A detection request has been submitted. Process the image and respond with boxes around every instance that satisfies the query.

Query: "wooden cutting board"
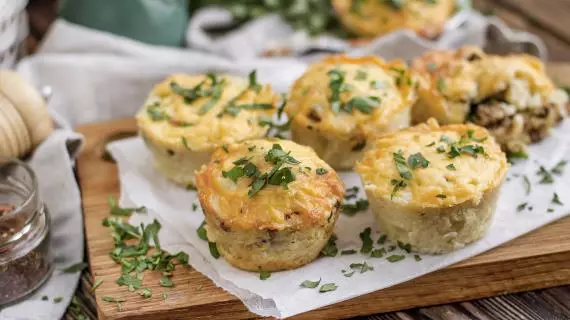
[76,63,570,320]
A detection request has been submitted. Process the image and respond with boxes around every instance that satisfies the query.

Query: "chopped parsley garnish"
[344,96,381,114]
[393,150,412,180]
[199,83,224,115]
[426,141,436,147]
[552,193,564,206]
[107,196,146,216]
[548,208,555,213]
[192,203,198,211]
[370,248,386,258]
[355,70,368,81]
[222,145,229,153]
[390,179,407,200]
[170,80,207,104]
[370,80,383,89]
[147,103,170,121]
[349,262,374,273]
[328,68,347,113]
[341,249,357,255]
[62,262,88,273]
[359,227,373,253]
[446,163,456,171]
[341,199,369,216]
[181,137,191,150]
[53,297,64,304]
[321,234,338,257]
[159,276,174,288]
[92,279,103,291]
[523,175,531,195]
[397,241,412,253]
[436,146,446,153]
[259,271,271,280]
[552,160,567,175]
[319,283,338,293]
[208,242,220,259]
[517,202,528,212]
[102,296,126,303]
[436,194,447,199]
[138,288,152,298]
[537,166,554,184]
[222,166,245,183]
[248,70,262,92]
[507,151,528,163]
[197,221,208,241]
[42,295,48,301]
[300,279,321,288]
[344,186,359,200]
[277,94,287,120]
[386,254,405,263]
[316,168,328,175]
[342,270,355,277]
[407,152,429,169]
[414,254,422,261]
[377,234,387,245]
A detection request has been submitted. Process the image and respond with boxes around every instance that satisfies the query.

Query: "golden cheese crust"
[356,119,508,210]
[195,139,345,231]
[332,0,456,38]
[412,46,569,153]
[286,55,416,169]
[136,73,279,153]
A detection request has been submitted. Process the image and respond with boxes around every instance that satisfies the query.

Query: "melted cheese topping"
[136,74,278,152]
[287,55,416,140]
[332,0,456,37]
[195,139,345,231]
[356,119,508,209]
[413,47,562,123]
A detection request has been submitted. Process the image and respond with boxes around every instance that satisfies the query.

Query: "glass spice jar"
[0,157,53,306]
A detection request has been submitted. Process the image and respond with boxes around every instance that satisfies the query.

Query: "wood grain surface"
[75,63,570,320]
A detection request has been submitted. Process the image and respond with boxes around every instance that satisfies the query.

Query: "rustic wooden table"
[24,0,570,319]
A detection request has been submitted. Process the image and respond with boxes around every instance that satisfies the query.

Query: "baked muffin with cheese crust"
[286,55,417,170]
[136,72,279,186]
[332,0,456,39]
[195,139,344,271]
[412,46,569,155]
[356,119,508,254]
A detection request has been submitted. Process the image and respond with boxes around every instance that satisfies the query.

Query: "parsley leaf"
[397,241,411,253]
[359,227,373,253]
[259,271,271,280]
[386,254,405,263]
[507,151,529,163]
[316,168,328,175]
[370,248,386,258]
[446,163,456,170]
[341,249,357,255]
[222,166,245,183]
[267,167,296,189]
[319,283,338,293]
[160,276,174,288]
[407,152,430,169]
[537,166,554,184]
[345,96,381,114]
[377,234,387,245]
[393,150,412,180]
[552,160,567,175]
[107,196,146,216]
[147,104,170,121]
[390,179,407,199]
[321,234,338,257]
[517,202,528,212]
[208,242,220,259]
[523,175,531,195]
[341,199,369,216]
[197,221,208,241]
[300,279,321,288]
[248,70,262,92]
[349,262,374,273]
[552,193,564,205]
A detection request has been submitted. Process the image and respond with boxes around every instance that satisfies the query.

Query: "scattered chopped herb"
[341,199,369,216]
[160,276,174,288]
[377,234,387,245]
[517,202,528,212]
[507,151,528,163]
[390,179,407,199]
[277,94,287,120]
[345,96,381,114]
[552,193,564,205]
[139,288,152,299]
[197,221,208,241]
[327,68,347,113]
[436,194,447,199]
[222,145,229,153]
[147,104,170,121]
[316,168,328,175]
[321,234,338,257]
[440,135,453,144]
[92,279,103,292]
[523,175,531,195]
[414,255,422,261]
[343,270,355,277]
[393,150,412,180]
[319,283,338,293]
[537,166,554,184]
[181,137,191,150]
[446,163,456,171]
[41,295,48,301]
[62,262,88,273]
[162,292,168,300]
[370,248,386,258]
[426,141,436,147]
[107,196,146,216]
[102,296,126,303]
[407,152,430,169]
[170,80,207,104]
[53,297,64,304]
[552,160,567,175]
[349,262,374,273]
[344,186,360,200]
[117,273,142,291]
[548,208,555,213]
[386,255,405,263]
[370,80,383,89]
[397,241,412,253]
[208,242,220,259]
[359,227,373,253]
[192,203,198,211]
[341,249,357,255]
[436,146,446,153]
[222,166,245,183]
[355,70,368,81]
[300,279,321,288]
[248,70,262,92]
[259,271,271,280]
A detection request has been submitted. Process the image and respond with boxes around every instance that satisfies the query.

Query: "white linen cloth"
[4,17,555,319]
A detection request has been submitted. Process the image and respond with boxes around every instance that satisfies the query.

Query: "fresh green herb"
[458,145,485,158]
[523,175,531,195]
[316,168,328,175]
[355,70,368,81]
[321,234,338,257]
[186,183,197,191]
[341,249,357,255]
[390,179,407,199]
[414,255,422,261]
[359,227,373,253]
[426,141,436,147]
[370,80,383,89]
[327,68,347,113]
[259,271,271,280]
[377,234,387,245]
[349,262,374,273]
[548,208,555,213]
[345,96,381,114]
[537,166,554,184]
[53,297,64,304]
[300,279,321,288]
[552,160,567,175]
[268,167,296,189]
[386,255,405,263]
[440,135,453,144]
[393,150,412,180]
[436,77,446,92]
[248,70,262,92]
[102,296,126,303]
[159,276,174,288]
[199,84,224,115]
[222,166,245,183]
[147,104,170,121]
[277,94,287,120]
[137,288,152,299]
[41,295,48,301]
[343,270,355,277]
[116,274,142,291]
[552,193,564,205]
[436,194,447,199]
[397,241,412,253]
[181,137,191,150]
[507,151,529,163]
[208,242,220,259]
[91,279,103,292]
[222,145,229,153]
[344,186,360,200]
[370,248,386,258]
[170,81,207,104]
[517,202,528,212]
[436,146,446,153]
[192,203,198,211]
[197,221,208,241]
[407,152,430,169]
[319,283,338,293]
[341,199,369,216]
[446,163,456,171]
[107,196,146,216]
[248,175,268,198]
[62,262,88,273]
[248,145,256,152]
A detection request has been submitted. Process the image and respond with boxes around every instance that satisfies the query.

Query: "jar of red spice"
[0,157,52,306]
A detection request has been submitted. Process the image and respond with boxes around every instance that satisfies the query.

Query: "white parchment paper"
[108,119,570,319]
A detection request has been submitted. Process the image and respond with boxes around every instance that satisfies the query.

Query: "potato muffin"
[286,55,417,170]
[195,139,344,271]
[332,0,456,39]
[412,46,569,155]
[136,72,279,185]
[356,119,508,254]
